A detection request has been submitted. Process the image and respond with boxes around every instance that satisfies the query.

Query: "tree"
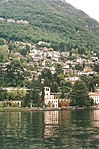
[32,89,40,107]
[75,64,83,71]
[0,89,7,101]
[51,81,59,92]
[0,51,8,63]
[93,75,99,86]
[26,44,30,53]
[94,64,99,73]
[17,88,27,100]
[60,80,72,93]
[41,68,52,80]
[41,86,45,101]
[55,64,63,75]
[20,48,28,57]
[22,88,40,107]
[80,75,95,92]
[60,89,65,99]
[27,79,41,89]
[22,91,31,107]
[69,80,93,107]
[59,42,65,52]
[0,38,5,45]
[0,63,6,87]
[8,43,16,53]
[5,59,25,86]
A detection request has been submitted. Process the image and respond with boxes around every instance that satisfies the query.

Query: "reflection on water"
[92,110,99,127]
[0,110,99,149]
[45,111,58,124]
[44,111,58,138]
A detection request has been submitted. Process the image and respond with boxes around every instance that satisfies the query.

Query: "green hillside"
[0,0,99,50]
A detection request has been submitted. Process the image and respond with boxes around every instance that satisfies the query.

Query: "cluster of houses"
[27,43,99,108]
[22,42,98,82]
[0,17,29,24]
[1,40,99,108]
[29,46,61,62]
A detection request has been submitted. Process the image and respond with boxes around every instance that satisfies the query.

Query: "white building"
[7,19,15,23]
[65,76,80,84]
[89,92,99,104]
[76,57,83,63]
[44,87,58,108]
[0,17,4,21]
[16,19,29,24]
[52,51,60,61]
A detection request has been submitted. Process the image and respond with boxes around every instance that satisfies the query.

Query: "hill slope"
[0,0,99,50]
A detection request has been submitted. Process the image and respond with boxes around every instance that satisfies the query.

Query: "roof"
[89,92,99,96]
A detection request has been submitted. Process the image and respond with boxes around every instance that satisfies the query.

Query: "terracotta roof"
[89,92,99,96]
[96,86,99,89]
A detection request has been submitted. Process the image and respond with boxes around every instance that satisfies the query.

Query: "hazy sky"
[66,0,99,22]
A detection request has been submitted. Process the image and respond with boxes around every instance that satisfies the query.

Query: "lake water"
[0,110,99,149]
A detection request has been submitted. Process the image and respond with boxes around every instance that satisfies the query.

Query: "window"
[46,88,49,91]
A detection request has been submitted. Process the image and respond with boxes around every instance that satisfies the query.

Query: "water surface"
[0,110,99,149]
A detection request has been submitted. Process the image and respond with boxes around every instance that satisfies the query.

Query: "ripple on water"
[0,110,99,149]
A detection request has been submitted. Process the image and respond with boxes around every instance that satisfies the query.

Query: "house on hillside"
[7,19,15,23]
[0,17,4,21]
[78,66,96,76]
[65,76,80,84]
[83,66,93,72]
[63,65,70,75]
[16,19,29,24]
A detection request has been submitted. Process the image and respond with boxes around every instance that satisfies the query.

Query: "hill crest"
[0,0,99,51]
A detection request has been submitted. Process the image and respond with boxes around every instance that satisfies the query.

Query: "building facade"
[89,92,99,104]
[44,87,59,108]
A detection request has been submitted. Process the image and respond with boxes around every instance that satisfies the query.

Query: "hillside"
[0,0,99,51]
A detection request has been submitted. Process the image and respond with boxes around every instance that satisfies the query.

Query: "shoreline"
[0,106,98,112]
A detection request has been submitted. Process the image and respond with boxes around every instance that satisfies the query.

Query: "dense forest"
[0,0,99,51]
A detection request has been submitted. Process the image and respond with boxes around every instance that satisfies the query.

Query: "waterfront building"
[44,87,58,108]
[89,92,99,104]
[44,87,70,108]
[0,100,21,108]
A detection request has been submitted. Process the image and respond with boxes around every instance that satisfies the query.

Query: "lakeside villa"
[44,87,70,108]
[89,92,99,104]
[44,87,59,108]
[1,87,99,109]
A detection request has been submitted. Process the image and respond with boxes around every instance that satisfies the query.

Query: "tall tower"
[44,87,50,96]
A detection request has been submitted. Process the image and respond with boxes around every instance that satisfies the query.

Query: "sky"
[66,0,99,22]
